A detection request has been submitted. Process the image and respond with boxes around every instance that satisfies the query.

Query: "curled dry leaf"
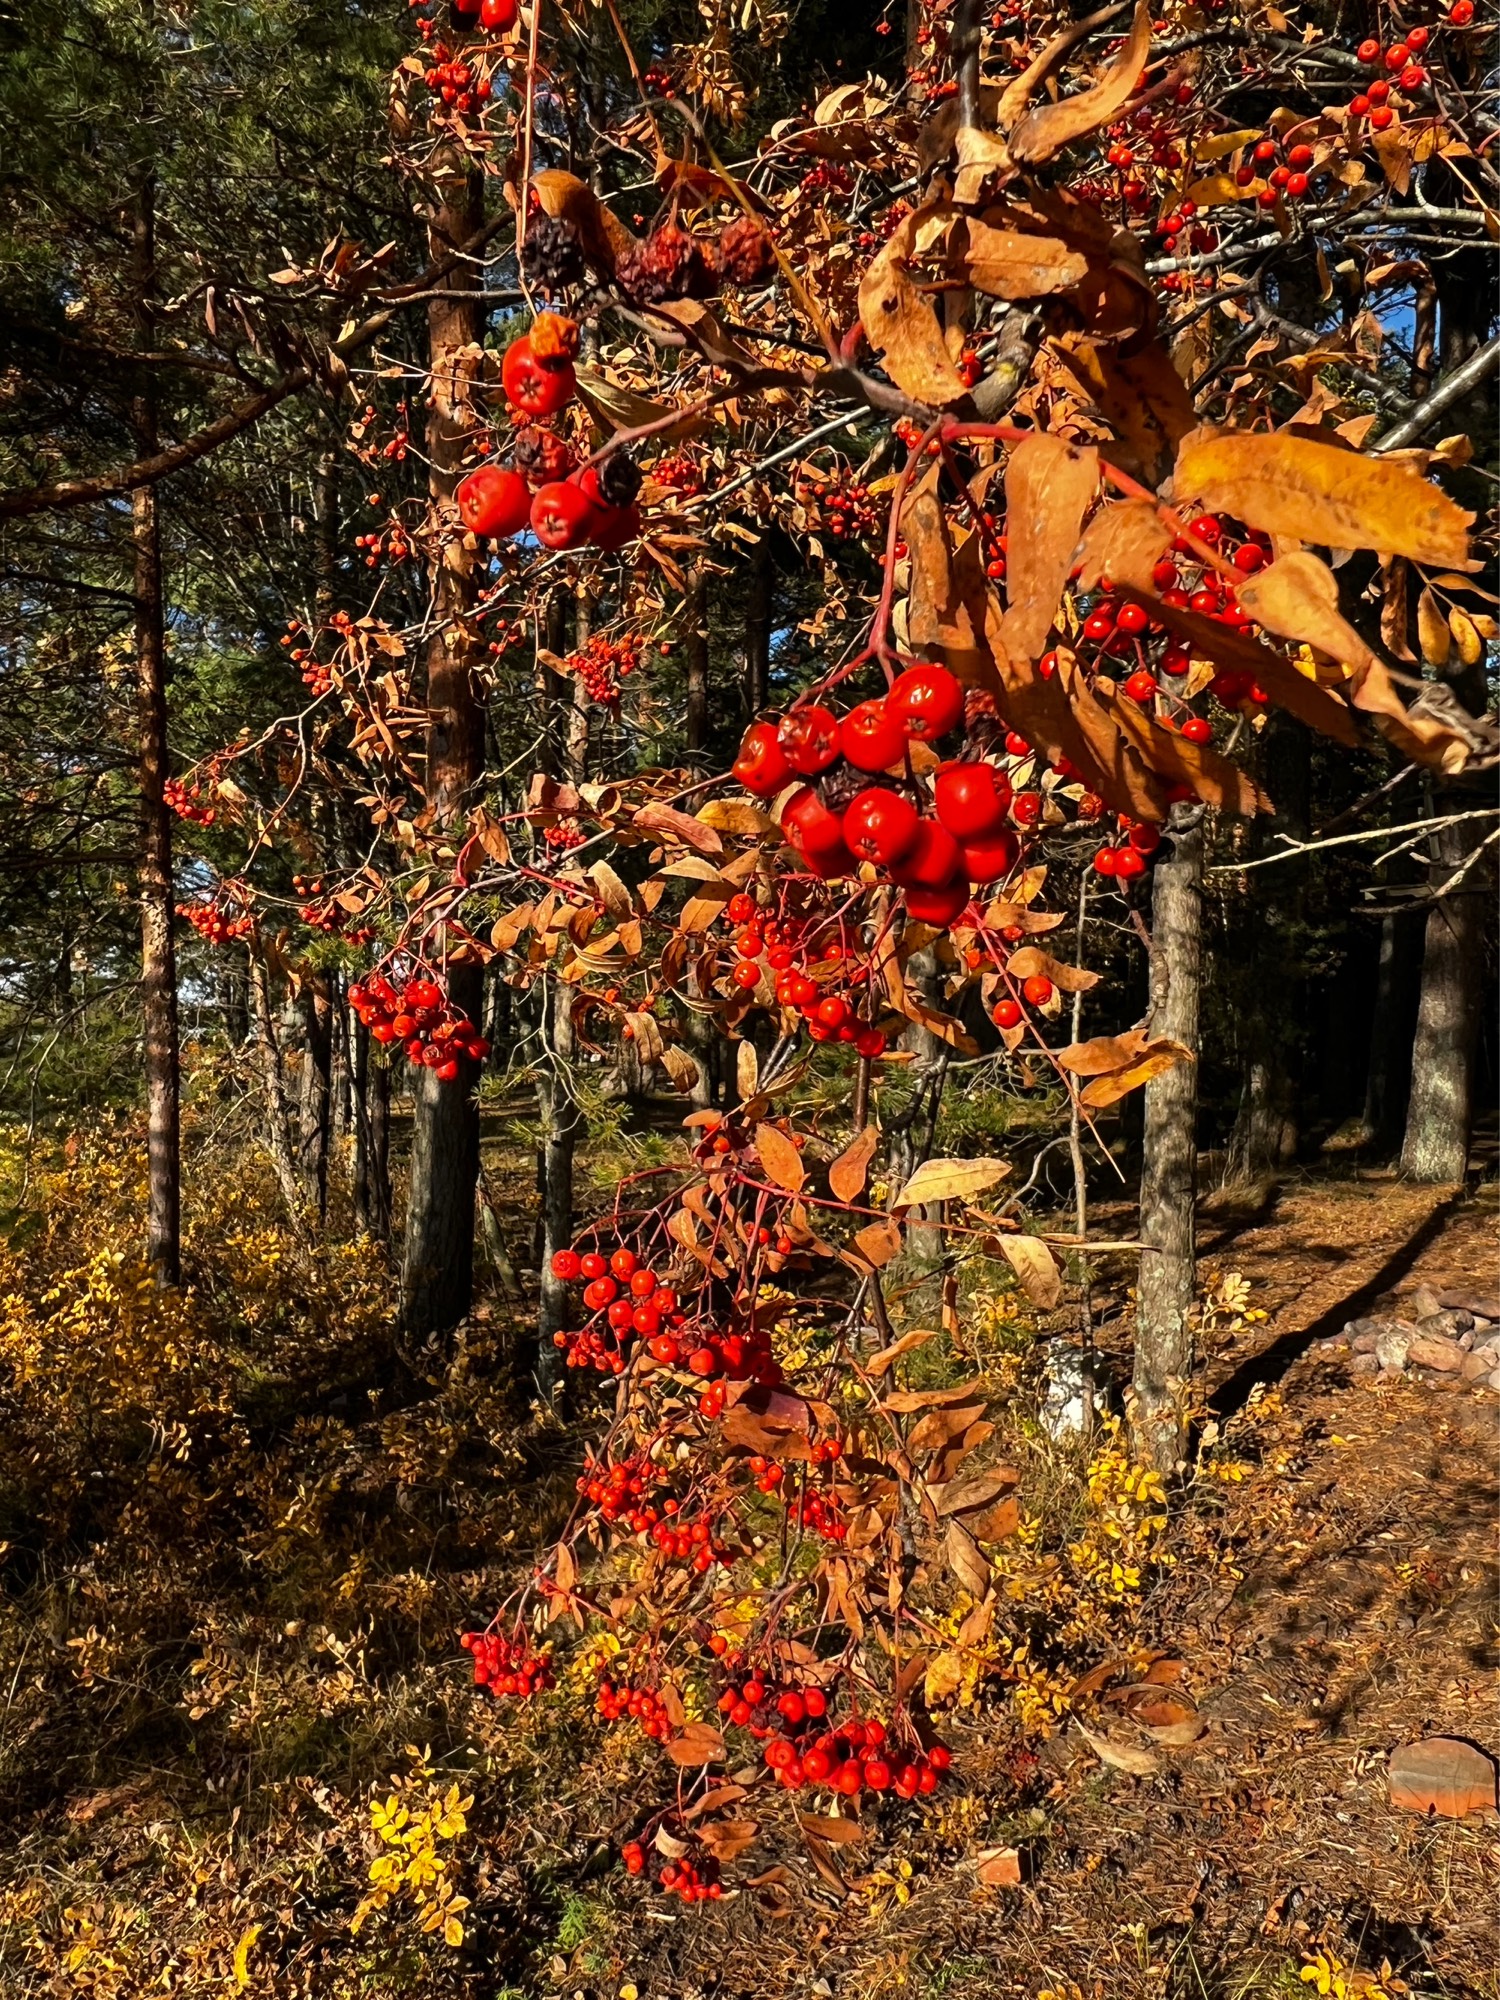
[1387,1736,1497,1818]
[884,1378,988,1413]
[999,1232,1062,1308]
[1076,1719,1159,1776]
[1235,553,1472,770]
[632,800,723,855]
[857,214,969,407]
[1009,1,1152,164]
[997,0,1134,130]
[895,1155,1011,1208]
[908,1401,988,1455]
[754,1122,806,1193]
[966,1492,1021,1541]
[933,1464,1020,1516]
[1098,679,1269,815]
[1073,498,1172,593]
[850,1216,904,1268]
[529,169,636,273]
[1004,945,1100,993]
[737,1040,760,1100]
[961,216,1088,299]
[796,1811,866,1845]
[828,1124,879,1203]
[945,1517,994,1598]
[1076,1036,1193,1109]
[697,1817,759,1863]
[1174,426,1474,569]
[924,1649,966,1706]
[867,1325,941,1375]
[998,434,1102,663]
[1105,1684,1205,1744]
[664,1722,726,1766]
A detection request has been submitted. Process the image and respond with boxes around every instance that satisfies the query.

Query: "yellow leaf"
[754,1122,806,1193]
[1174,426,1474,568]
[998,1232,1061,1308]
[443,1914,465,1947]
[1010,1,1152,163]
[895,1156,1010,1208]
[232,1924,262,1987]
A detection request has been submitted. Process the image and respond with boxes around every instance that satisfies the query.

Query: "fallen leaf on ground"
[976,1845,1023,1886]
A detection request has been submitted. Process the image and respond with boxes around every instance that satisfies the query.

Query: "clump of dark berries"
[616,223,717,305]
[522,214,588,294]
[718,213,775,285]
[597,451,642,507]
[512,425,577,484]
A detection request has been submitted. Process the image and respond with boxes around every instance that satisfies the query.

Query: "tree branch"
[1372,333,1500,451]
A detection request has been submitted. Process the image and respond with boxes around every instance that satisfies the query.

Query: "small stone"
[1375,1322,1415,1371]
[1350,1351,1380,1378]
[1437,1290,1500,1321]
[1461,1350,1494,1384]
[1350,1329,1380,1355]
[1416,1309,1472,1341]
[1459,1329,1475,1350]
[1407,1332,1467,1373]
[1408,1284,1442,1321]
[1488,1369,1500,1395]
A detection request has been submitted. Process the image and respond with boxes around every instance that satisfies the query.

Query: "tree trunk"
[297,973,333,1219]
[248,940,310,1236]
[534,976,579,1397]
[744,538,771,715]
[685,564,709,766]
[1400,814,1485,1182]
[1132,806,1203,1476]
[132,168,180,1288]
[352,1016,393,1244]
[1361,910,1420,1149]
[399,165,487,1339]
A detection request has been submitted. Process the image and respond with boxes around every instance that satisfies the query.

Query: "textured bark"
[685,564,709,765]
[744,538,771,715]
[132,166,180,1287]
[534,976,580,1396]
[1132,807,1203,1475]
[248,942,309,1235]
[297,974,333,1219]
[400,166,487,1339]
[1400,815,1484,1183]
[352,1014,393,1244]
[1361,911,1421,1149]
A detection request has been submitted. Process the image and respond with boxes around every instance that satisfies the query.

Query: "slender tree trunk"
[744,538,771,715]
[1362,910,1420,1148]
[685,564,709,766]
[132,167,180,1287]
[1400,814,1484,1182]
[297,974,333,1220]
[534,977,579,1396]
[565,585,591,784]
[400,165,487,1339]
[1132,806,1203,1475]
[248,941,309,1236]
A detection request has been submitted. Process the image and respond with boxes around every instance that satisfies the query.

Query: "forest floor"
[0,1139,1494,2000]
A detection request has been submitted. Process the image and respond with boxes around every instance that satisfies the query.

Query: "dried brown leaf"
[829,1125,879,1204]
[998,434,1101,662]
[895,1156,1010,1208]
[1010,2,1151,164]
[754,1123,807,1194]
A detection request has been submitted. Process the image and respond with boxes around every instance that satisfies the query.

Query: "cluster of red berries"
[648,1508,729,1572]
[713,1682,952,1798]
[292,875,375,942]
[733,665,1027,927]
[354,522,414,570]
[164,777,217,826]
[454,317,643,555]
[542,815,586,852]
[596,1677,673,1737]
[651,447,707,496]
[568,631,642,706]
[717,892,888,1055]
[348,971,490,1081]
[640,61,676,96]
[549,1244,690,1376]
[792,468,884,543]
[451,0,518,26]
[420,45,494,116]
[460,1630,552,1698]
[854,200,910,254]
[802,162,856,196]
[1092,818,1161,880]
[623,1843,722,1901]
[178,899,254,945]
[577,1449,669,1528]
[791,1489,848,1542]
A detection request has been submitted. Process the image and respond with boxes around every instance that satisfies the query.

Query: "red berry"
[961,828,1020,884]
[1181,715,1213,745]
[530,480,595,549]
[778,704,841,775]
[480,0,518,25]
[1450,1,1473,22]
[903,879,969,926]
[993,997,1022,1029]
[1022,973,1054,1007]
[1357,36,1381,61]
[1370,104,1394,127]
[550,1248,582,1280]
[502,336,575,417]
[455,464,531,538]
[934,760,1011,840]
[890,817,963,891]
[843,787,921,866]
[839,699,908,773]
[734,719,794,797]
[1385,41,1410,65]
[887,662,963,742]
[782,786,856,878]
[1123,669,1158,704]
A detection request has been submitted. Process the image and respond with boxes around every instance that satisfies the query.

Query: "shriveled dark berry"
[521,214,587,294]
[717,213,775,285]
[597,451,642,506]
[616,223,717,305]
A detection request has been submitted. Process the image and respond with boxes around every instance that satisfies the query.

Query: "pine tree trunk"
[744,539,771,715]
[685,564,709,766]
[534,976,579,1396]
[297,974,333,1220]
[1132,806,1203,1475]
[399,166,487,1339]
[132,167,180,1288]
[1400,815,1484,1182]
[248,940,309,1236]
[1361,910,1420,1148]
